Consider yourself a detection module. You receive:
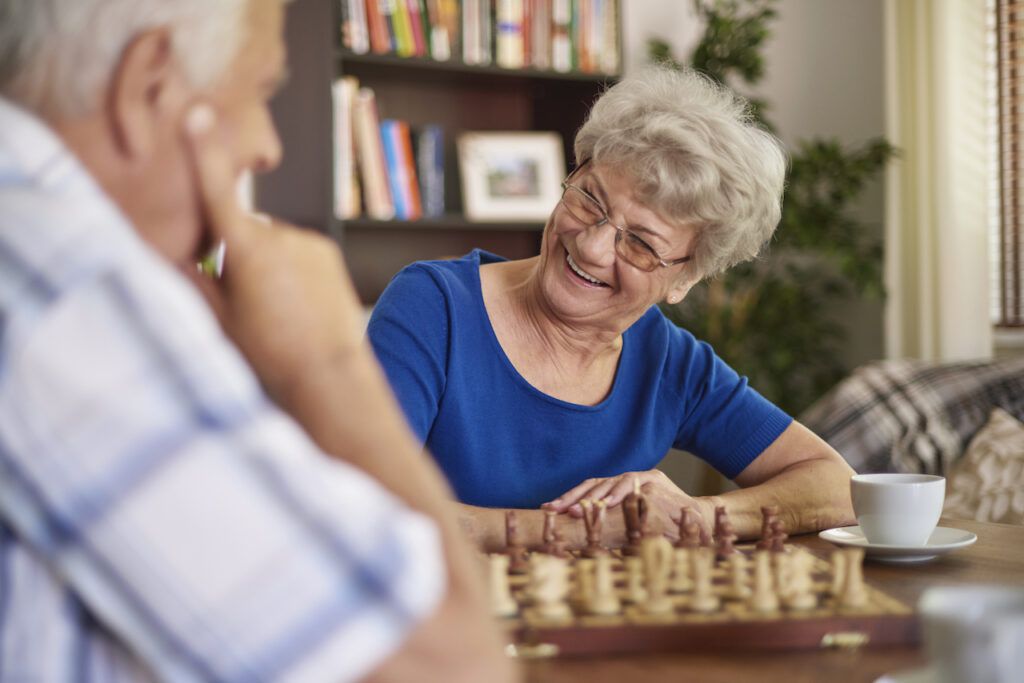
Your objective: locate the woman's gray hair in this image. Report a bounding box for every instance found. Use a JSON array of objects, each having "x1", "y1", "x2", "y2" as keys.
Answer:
[
  {"x1": 0, "y1": 0, "x2": 254, "y2": 115},
  {"x1": 574, "y1": 65, "x2": 787, "y2": 279}
]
